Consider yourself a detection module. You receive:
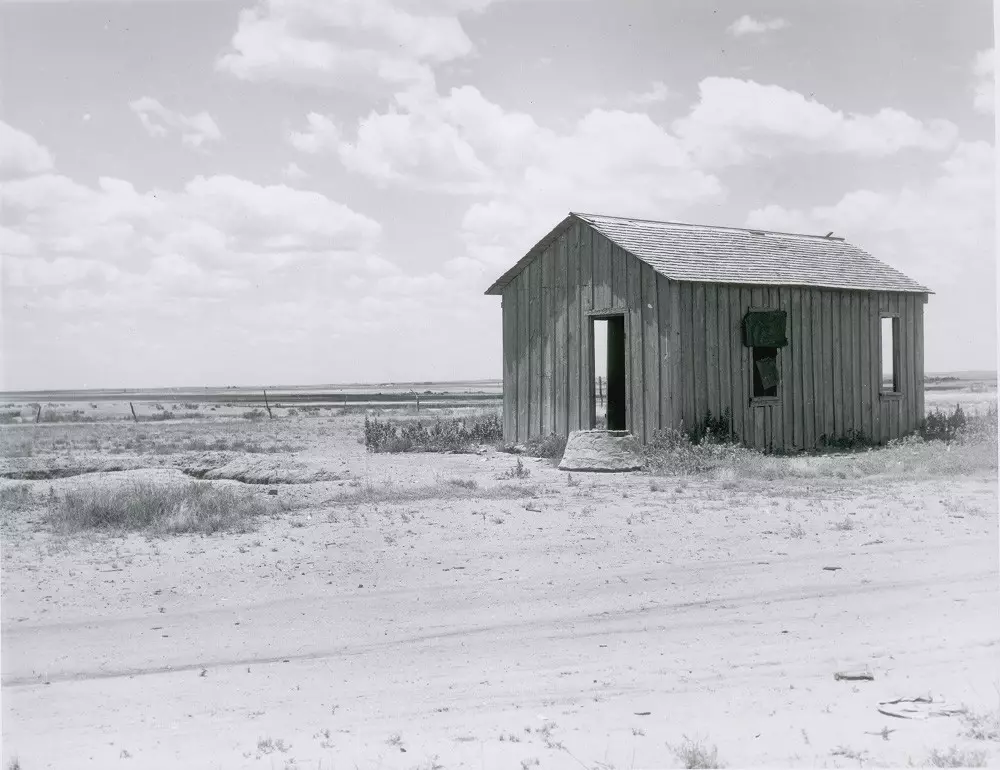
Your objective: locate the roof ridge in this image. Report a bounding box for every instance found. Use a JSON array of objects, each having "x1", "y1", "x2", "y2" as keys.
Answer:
[{"x1": 572, "y1": 211, "x2": 848, "y2": 242}]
